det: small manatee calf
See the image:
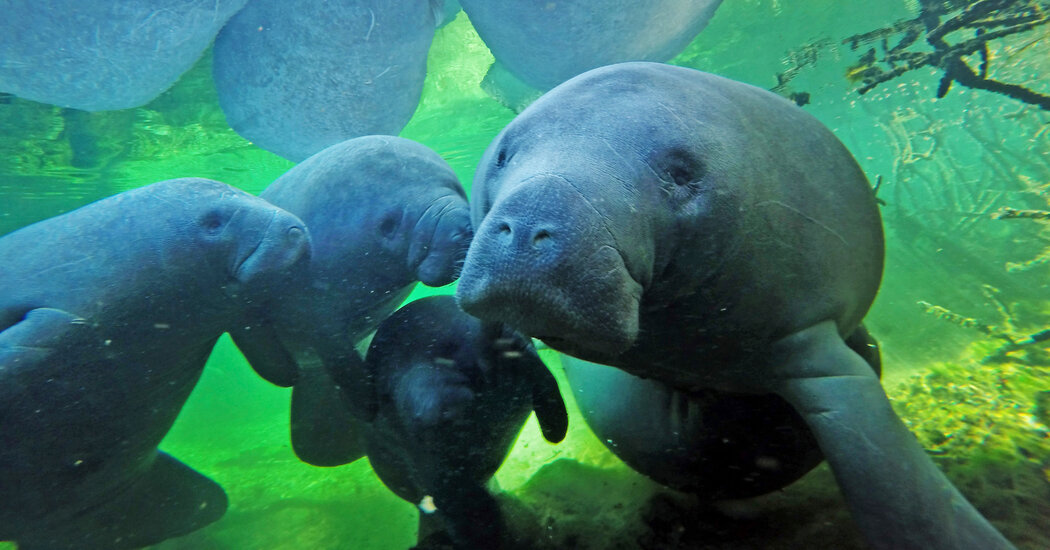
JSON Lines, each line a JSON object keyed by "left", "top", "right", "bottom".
{"left": 243, "top": 136, "right": 473, "bottom": 467}
{"left": 0, "top": 178, "right": 311, "bottom": 549}
{"left": 456, "top": 62, "right": 1015, "bottom": 550}
{"left": 213, "top": 0, "right": 438, "bottom": 161}
{"left": 363, "top": 295, "right": 567, "bottom": 550}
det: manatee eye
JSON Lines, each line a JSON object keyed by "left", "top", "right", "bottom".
{"left": 495, "top": 148, "right": 509, "bottom": 169}
{"left": 378, "top": 210, "right": 401, "bottom": 238}
{"left": 199, "top": 209, "right": 230, "bottom": 234}
{"left": 662, "top": 148, "right": 706, "bottom": 187}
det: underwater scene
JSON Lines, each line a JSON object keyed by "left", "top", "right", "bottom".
{"left": 1, "top": 0, "right": 1049, "bottom": 549}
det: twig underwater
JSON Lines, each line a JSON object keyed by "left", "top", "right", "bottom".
{"left": 843, "top": 0, "right": 1050, "bottom": 109}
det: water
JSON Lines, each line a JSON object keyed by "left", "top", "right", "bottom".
{"left": 1, "top": 1, "right": 1049, "bottom": 548}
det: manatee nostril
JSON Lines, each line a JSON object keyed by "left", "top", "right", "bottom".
{"left": 497, "top": 222, "right": 511, "bottom": 234}
{"left": 286, "top": 226, "right": 307, "bottom": 246}
{"left": 532, "top": 229, "right": 551, "bottom": 247}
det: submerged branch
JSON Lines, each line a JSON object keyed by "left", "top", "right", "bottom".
{"left": 845, "top": 0, "right": 1050, "bottom": 109}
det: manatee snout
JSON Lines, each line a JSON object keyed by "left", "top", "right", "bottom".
{"left": 413, "top": 197, "right": 473, "bottom": 287}
{"left": 235, "top": 209, "right": 312, "bottom": 284}
{"left": 456, "top": 179, "right": 642, "bottom": 355}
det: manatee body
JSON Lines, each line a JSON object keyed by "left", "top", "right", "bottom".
{"left": 0, "top": 178, "right": 311, "bottom": 549}
{"left": 561, "top": 325, "right": 881, "bottom": 499}
{"left": 247, "top": 136, "right": 473, "bottom": 466}
{"left": 457, "top": 62, "right": 1014, "bottom": 549}
{"left": 363, "top": 296, "right": 567, "bottom": 549}
{"left": 458, "top": 0, "right": 721, "bottom": 107}
{"left": 213, "top": 0, "right": 437, "bottom": 161}
{"left": 0, "top": 1, "right": 249, "bottom": 111}
{"left": 432, "top": 0, "right": 461, "bottom": 27}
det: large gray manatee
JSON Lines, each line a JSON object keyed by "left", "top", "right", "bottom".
{"left": 0, "top": 1, "right": 249, "bottom": 111}
{"left": 213, "top": 0, "right": 437, "bottom": 161}
{"left": 363, "top": 295, "right": 567, "bottom": 549}
{"left": 245, "top": 136, "right": 473, "bottom": 466}
{"left": 456, "top": 62, "right": 1014, "bottom": 550}
{"left": 458, "top": 0, "right": 721, "bottom": 109}
{"left": 0, "top": 178, "right": 311, "bottom": 549}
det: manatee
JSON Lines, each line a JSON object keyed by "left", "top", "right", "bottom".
{"left": 561, "top": 325, "right": 881, "bottom": 499}
{"left": 456, "top": 62, "right": 1014, "bottom": 549}
{"left": 0, "top": 1, "right": 249, "bottom": 111}
{"left": 245, "top": 136, "right": 472, "bottom": 466}
{"left": 362, "top": 295, "right": 567, "bottom": 549}
{"left": 0, "top": 178, "right": 311, "bottom": 549}
{"left": 458, "top": 0, "right": 722, "bottom": 108}
{"left": 212, "top": 0, "right": 437, "bottom": 161}
{"left": 431, "top": 0, "right": 461, "bottom": 28}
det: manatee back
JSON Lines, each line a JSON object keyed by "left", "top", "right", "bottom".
{"left": 459, "top": 1, "right": 722, "bottom": 90}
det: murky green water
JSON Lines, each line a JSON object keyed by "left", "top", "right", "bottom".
{"left": 2, "top": 1, "right": 1049, "bottom": 549}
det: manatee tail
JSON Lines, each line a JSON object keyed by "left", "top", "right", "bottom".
{"left": 15, "top": 451, "right": 227, "bottom": 550}
{"left": 771, "top": 321, "right": 1015, "bottom": 550}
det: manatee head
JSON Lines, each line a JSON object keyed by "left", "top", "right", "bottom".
{"left": 456, "top": 63, "right": 736, "bottom": 359}
{"left": 146, "top": 178, "right": 312, "bottom": 295}
{"left": 261, "top": 136, "right": 473, "bottom": 293}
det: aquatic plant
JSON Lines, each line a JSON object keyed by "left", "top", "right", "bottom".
{"left": 887, "top": 348, "right": 1050, "bottom": 549}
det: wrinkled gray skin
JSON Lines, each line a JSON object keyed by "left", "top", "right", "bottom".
{"left": 459, "top": 0, "right": 721, "bottom": 92}
{"left": 0, "top": 1, "right": 249, "bottom": 111}
{"left": 457, "top": 62, "right": 1014, "bottom": 550}
{"left": 0, "top": 178, "right": 311, "bottom": 550}
{"left": 561, "top": 325, "right": 881, "bottom": 499}
{"left": 248, "top": 136, "right": 473, "bottom": 466}
{"left": 213, "top": 0, "right": 436, "bottom": 161}
{"left": 364, "top": 296, "right": 567, "bottom": 550}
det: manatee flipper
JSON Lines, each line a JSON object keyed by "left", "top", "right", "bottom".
{"left": 770, "top": 321, "right": 1014, "bottom": 550}
{"left": 476, "top": 321, "right": 568, "bottom": 443}
{"left": 229, "top": 319, "right": 299, "bottom": 387}
{"left": 480, "top": 61, "right": 543, "bottom": 113}
{"left": 844, "top": 322, "right": 881, "bottom": 377}
{"left": 290, "top": 361, "right": 368, "bottom": 467}
{"left": 1, "top": 308, "right": 93, "bottom": 410}
{"left": 16, "top": 451, "right": 227, "bottom": 550}
{"left": 0, "top": 307, "right": 90, "bottom": 361}
{"left": 524, "top": 348, "right": 568, "bottom": 444}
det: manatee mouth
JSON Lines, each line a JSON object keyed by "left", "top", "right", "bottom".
{"left": 233, "top": 239, "right": 263, "bottom": 282}
{"left": 457, "top": 244, "right": 643, "bottom": 357}
{"left": 410, "top": 198, "right": 473, "bottom": 287}
{"left": 233, "top": 211, "right": 310, "bottom": 284}
{"left": 233, "top": 210, "right": 275, "bottom": 282}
